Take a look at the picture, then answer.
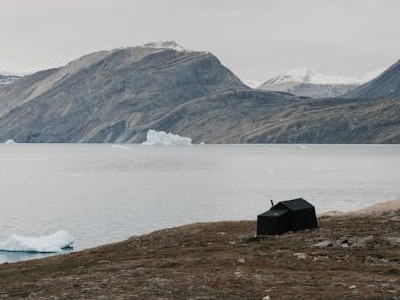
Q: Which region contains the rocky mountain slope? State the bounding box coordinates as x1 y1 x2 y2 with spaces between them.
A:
0 74 20 85
0 43 398 144
0 43 248 142
152 91 400 143
343 59 400 99
258 68 361 98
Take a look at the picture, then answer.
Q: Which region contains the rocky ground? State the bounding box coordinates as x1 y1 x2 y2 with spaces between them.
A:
0 205 399 299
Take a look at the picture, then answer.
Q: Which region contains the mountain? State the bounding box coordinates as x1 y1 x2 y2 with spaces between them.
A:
0 43 398 144
258 68 361 98
0 42 249 142
343 60 400 99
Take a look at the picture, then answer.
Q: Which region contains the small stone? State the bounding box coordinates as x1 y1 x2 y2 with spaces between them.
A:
349 285 357 289
262 296 271 300
238 235 261 243
237 258 245 263
294 252 308 259
312 240 333 248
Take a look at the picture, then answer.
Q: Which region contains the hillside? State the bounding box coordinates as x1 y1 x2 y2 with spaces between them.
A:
152 92 400 144
343 59 400 99
0 203 398 299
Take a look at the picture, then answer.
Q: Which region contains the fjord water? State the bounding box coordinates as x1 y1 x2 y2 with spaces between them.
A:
0 144 399 263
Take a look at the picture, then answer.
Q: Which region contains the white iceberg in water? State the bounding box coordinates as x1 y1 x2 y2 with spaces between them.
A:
142 130 192 146
4 139 17 145
0 230 74 253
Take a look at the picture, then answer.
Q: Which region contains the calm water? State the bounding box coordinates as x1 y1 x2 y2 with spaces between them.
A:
0 144 399 263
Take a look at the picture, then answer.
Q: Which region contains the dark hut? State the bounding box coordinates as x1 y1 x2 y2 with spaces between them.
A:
257 198 317 236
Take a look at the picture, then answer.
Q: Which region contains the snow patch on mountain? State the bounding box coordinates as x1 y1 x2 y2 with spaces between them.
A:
143 41 190 52
243 78 263 88
264 68 361 86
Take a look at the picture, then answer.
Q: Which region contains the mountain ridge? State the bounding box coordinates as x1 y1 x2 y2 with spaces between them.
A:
0 43 249 143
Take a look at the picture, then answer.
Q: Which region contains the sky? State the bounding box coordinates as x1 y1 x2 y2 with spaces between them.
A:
0 0 399 83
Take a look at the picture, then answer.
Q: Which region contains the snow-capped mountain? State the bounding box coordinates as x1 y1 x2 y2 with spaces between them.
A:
264 68 361 86
258 68 362 98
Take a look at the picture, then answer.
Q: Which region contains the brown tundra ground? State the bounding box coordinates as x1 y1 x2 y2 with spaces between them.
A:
0 204 399 299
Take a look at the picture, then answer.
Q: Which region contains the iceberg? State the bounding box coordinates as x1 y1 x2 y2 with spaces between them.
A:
0 231 74 253
4 139 17 145
142 130 192 146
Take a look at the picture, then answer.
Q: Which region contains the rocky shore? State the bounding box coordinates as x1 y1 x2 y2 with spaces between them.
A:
0 200 399 299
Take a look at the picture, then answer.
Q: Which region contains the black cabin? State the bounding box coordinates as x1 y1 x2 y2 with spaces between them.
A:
257 198 318 236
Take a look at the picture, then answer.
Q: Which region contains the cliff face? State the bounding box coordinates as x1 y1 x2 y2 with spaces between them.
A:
0 45 398 144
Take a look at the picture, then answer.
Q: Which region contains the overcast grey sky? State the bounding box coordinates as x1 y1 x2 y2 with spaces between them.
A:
0 0 399 81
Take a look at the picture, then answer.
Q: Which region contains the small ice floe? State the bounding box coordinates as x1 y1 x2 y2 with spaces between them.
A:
142 130 192 146
0 231 74 253
4 139 17 145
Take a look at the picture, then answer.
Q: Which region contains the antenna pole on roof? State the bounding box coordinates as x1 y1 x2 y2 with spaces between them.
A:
270 199 274 207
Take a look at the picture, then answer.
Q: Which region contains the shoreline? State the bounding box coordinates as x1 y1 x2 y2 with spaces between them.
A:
319 198 400 217
0 198 398 298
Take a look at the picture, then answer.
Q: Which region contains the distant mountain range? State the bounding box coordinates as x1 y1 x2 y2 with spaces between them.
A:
0 41 398 143
257 67 385 98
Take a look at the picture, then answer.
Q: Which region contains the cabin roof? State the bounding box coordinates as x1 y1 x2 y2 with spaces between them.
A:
272 198 314 211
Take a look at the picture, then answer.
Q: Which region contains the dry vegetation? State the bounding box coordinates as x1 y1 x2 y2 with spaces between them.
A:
0 210 399 299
